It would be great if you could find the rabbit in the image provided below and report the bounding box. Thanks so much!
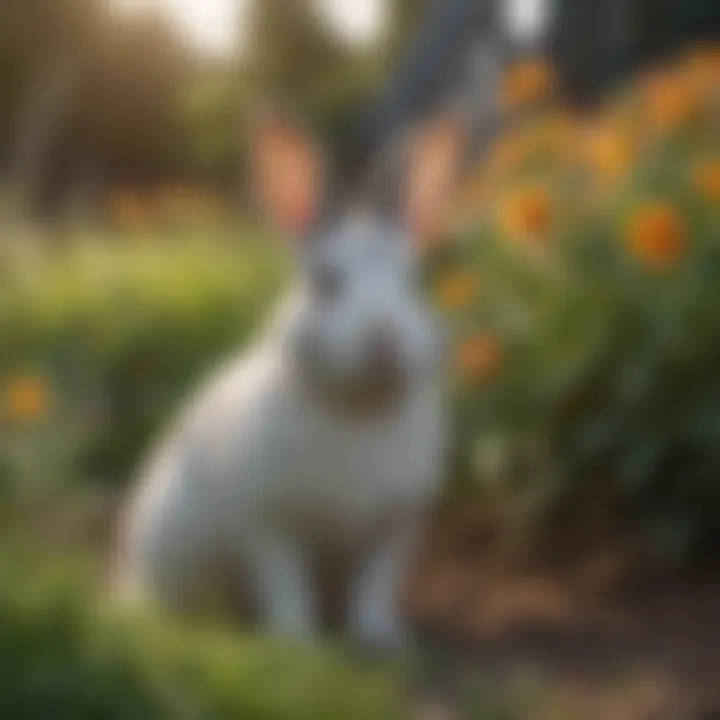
[116,110,466,650]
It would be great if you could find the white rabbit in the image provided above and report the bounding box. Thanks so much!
[117,111,465,649]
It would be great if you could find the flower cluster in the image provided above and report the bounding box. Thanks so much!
[431,45,720,390]
[426,45,720,547]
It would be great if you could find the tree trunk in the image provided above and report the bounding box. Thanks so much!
[11,59,77,224]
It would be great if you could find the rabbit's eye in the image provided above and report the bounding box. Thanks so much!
[313,266,345,302]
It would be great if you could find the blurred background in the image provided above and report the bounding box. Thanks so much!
[0,0,719,717]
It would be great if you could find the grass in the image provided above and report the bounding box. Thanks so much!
[0,491,409,720]
[0,229,286,486]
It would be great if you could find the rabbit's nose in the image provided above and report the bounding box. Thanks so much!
[366,323,402,374]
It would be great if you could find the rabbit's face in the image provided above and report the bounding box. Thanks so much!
[288,213,440,410]
[251,108,465,411]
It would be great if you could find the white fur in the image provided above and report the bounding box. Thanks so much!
[117,216,446,648]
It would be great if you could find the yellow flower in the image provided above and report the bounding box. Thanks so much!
[457,335,503,382]
[501,58,554,109]
[3,374,51,423]
[435,272,478,311]
[500,185,555,241]
[580,120,636,183]
[692,160,720,203]
[627,202,686,271]
[532,111,579,160]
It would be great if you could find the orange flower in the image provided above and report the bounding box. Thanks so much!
[685,44,720,70]
[580,120,636,183]
[457,335,503,382]
[692,160,720,203]
[3,374,51,422]
[435,272,477,311]
[683,44,720,94]
[640,70,698,131]
[500,186,555,241]
[627,202,686,271]
[501,58,554,109]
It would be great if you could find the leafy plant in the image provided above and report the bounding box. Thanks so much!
[431,45,720,556]
[0,548,403,720]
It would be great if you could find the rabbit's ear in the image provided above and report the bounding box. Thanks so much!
[251,108,326,240]
[402,114,466,247]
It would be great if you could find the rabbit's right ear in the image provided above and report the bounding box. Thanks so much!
[250,108,326,241]
[402,114,467,248]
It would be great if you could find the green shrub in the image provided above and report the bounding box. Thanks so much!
[432,50,720,556]
[0,232,285,487]
[0,552,403,720]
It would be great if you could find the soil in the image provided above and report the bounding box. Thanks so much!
[404,498,720,719]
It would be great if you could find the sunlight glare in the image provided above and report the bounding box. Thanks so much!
[506,0,548,40]
[117,0,238,55]
[319,0,384,46]
[165,0,237,54]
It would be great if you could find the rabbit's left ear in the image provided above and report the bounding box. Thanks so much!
[251,108,326,240]
[402,114,467,246]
